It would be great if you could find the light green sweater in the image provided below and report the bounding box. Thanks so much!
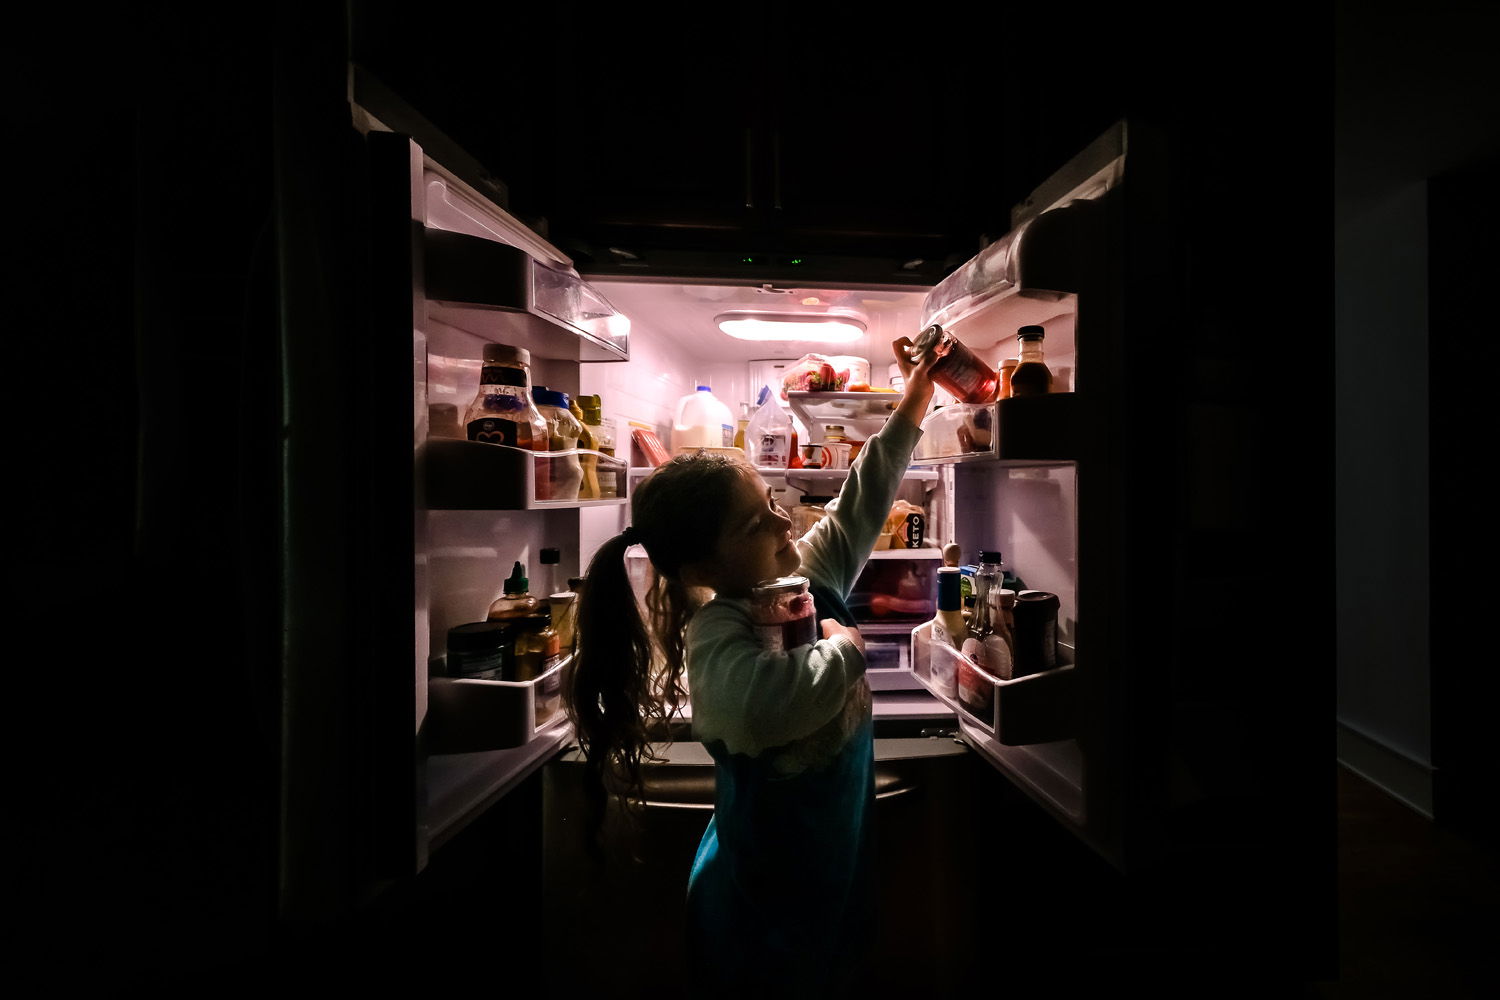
[685,410,924,758]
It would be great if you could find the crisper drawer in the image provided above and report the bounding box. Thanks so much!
[426,654,567,753]
[420,438,627,510]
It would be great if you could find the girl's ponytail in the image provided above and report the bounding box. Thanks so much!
[564,528,665,848]
[563,451,744,851]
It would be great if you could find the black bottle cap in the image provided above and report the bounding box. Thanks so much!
[979,550,1003,564]
[540,547,561,565]
[1017,325,1045,339]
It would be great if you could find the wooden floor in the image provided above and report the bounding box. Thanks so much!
[1312,765,1498,999]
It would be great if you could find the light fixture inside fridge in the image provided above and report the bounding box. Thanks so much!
[715,310,866,343]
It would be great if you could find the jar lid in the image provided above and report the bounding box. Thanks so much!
[979,550,1003,564]
[910,324,944,357]
[798,495,834,504]
[1017,325,1045,340]
[1000,358,1019,370]
[483,343,531,366]
[751,575,809,595]
[826,425,845,434]
[447,620,517,652]
[1016,590,1059,608]
[532,386,571,409]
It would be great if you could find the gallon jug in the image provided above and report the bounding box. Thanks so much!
[672,385,735,453]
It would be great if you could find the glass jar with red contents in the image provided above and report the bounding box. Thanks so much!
[907,324,998,404]
[749,576,818,651]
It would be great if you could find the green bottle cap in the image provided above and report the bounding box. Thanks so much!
[505,561,527,593]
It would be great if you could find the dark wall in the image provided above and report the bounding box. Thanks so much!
[1334,0,1500,836]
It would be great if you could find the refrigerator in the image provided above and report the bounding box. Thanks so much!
[12,7,1332,993]
[304,98,1334,992]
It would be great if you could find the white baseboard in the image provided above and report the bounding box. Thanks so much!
[1336,720,1434,819]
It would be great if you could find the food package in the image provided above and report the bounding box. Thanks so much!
[882,500,927,549]
[744,386,793,468]
[780,353,850,397]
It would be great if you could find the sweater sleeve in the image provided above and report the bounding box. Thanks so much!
[796,410,924,601]
[686,598,866,757]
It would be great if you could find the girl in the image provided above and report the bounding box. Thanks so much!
[565,338,938,998]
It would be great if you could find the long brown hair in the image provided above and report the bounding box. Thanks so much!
[563,451,745,850]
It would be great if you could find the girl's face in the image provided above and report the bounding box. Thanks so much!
[698,465,801,597]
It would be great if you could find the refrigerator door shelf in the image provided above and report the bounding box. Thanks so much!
[911,395,1080,466]
[421,438,628,510]
[911,637,1077,747]
[423,226,630,363]
[425,654,570,754]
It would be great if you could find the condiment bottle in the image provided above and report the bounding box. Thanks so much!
[512,612,558,681]
[538,547,561,598]
[962,552,1014,679]
[733,401,751,451]
[464,344,549,449]
[487,561,542,620]
[578,395,618,498]
[924,566,966,698]
[569,396,599,499]
[549,591,578,655]
[1009,326,1053,397]
[532,387,584,501]
[907,324,999,404]
[998,359,1018,400]
[428,403,463,440]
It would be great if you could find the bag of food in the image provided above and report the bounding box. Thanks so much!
[780,353,850,397]
[745,386,793,469]
[882,500,927,549]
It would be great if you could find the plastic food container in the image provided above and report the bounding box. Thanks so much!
[749,576,818,651]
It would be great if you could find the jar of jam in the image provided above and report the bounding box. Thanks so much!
[749,576,818,651]
[907,324,999,404]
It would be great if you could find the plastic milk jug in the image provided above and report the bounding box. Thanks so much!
[672,385,735,453]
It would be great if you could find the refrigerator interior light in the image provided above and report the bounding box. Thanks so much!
[716,310,866,343]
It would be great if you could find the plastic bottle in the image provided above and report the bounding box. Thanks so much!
[464,344,548,450]
[926,566,966,698]
[744,386,792,469]
[1010,325,1053,397]
[512,612,558,682]
[962,551,1014,680]
[488,561,542,620]
[578,394,618,498]
[549,591,578,655]
[538,547,561,599]
[532,387,584,501]
[568,396,599,499]
[733,401,751,451]
[672,384,735,453]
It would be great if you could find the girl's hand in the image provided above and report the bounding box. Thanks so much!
[821,618,865,654]
[891,335,939,426]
